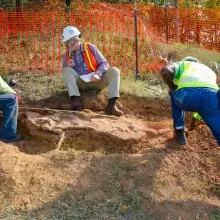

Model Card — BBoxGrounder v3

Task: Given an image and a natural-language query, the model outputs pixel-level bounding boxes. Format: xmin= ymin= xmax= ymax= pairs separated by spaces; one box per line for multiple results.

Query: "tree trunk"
xmin=65 ymin=0 xmax=71 ymax=23
xmin=65 ymin=0 xmax=71 ymax=13
xmin=16 ymin=0 xmax=21 ymax=12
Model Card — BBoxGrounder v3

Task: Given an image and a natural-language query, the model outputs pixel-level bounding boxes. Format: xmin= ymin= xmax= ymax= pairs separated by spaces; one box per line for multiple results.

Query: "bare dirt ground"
xmin=0 ymin=96 xmax=219 ymax=220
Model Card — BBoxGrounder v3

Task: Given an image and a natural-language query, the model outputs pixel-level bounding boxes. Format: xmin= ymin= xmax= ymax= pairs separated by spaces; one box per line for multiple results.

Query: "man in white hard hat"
xmin=61 ymin=26 xmax=123 ymax=117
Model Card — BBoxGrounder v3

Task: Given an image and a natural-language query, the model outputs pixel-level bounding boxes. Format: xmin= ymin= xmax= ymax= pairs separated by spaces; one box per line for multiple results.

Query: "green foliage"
xmin=1 ymin=0 xmax=220 ymax=10
xmin=205 ymin=0 xmax=220 ymax=7
xmin=209 ymin=209 xmax=220 ymax=220
xmin=0 ymin=0 xmax=45 ymax=10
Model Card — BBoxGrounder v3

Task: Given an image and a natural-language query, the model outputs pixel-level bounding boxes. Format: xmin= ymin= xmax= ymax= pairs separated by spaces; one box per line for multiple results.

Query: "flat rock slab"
xmin=25 ymin=111 xmax=172 ymax=152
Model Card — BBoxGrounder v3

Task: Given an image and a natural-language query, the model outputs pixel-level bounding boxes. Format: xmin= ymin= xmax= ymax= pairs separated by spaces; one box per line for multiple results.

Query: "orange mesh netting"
xmin=0 ymin=2 xmax=219 ymax=74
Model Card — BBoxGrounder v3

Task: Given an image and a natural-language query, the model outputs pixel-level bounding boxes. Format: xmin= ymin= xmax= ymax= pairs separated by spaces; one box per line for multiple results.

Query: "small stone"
xmin=120 ymin=205 xmax=128 ymax=213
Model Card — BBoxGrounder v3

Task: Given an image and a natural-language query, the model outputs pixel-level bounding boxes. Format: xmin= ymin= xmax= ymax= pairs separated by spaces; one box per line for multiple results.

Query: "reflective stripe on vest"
xmin=176 ymin=62 xmax=219 ymax=90
xmin=66 ymin=51 xmax=72 ymax=63
xmin=83 ymin=42 xmax=98 ymax=73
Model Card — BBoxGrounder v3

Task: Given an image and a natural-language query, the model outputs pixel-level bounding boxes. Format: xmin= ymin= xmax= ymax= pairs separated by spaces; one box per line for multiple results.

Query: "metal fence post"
xmin=134 ymin=0 xmax=140 ymax=79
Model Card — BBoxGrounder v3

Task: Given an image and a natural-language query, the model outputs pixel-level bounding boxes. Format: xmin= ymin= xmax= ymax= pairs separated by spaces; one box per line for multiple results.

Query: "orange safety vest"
xmin=83 ymin=42 xmax=98 ymax=73
xmin=66 ymin=42 xmax=99 ymax=73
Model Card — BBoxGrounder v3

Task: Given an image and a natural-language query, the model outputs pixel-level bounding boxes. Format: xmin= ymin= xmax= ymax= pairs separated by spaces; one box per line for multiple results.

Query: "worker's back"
xmin=173 ymin=61 xmax=219 ymax=90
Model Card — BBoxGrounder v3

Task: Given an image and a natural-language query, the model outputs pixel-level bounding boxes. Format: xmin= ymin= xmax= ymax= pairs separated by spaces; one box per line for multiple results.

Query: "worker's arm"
xmin=160 ymin=64 xmax=177 ymax=91
xmin=0 ymin=76 xmax=16 ymax=94
xmin=89 ymin=43 xmax=110 ymax=77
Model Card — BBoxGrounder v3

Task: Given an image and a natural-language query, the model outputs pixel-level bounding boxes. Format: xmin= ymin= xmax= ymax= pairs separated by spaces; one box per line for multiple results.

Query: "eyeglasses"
xmin=65 ymin=38 xmax=77 ymax=45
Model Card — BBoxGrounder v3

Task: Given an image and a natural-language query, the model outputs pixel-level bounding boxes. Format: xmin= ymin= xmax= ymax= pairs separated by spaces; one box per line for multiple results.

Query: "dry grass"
xmin=0 ymin=141 xmax=219 ymax=220
xmin=5 ymin=72 xmax=168 ymax=104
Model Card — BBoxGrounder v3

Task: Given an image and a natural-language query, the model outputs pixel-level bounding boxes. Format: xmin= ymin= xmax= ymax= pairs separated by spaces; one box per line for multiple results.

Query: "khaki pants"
xmin=62 ymin=67 xmax=120 ymax=99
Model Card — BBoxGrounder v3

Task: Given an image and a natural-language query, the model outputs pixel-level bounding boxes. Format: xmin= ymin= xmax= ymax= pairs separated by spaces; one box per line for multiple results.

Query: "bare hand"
xmin=91 ymin=73 xmax=101 ymax=82
xmin=67 ymin=59 xmax=75 ymax=67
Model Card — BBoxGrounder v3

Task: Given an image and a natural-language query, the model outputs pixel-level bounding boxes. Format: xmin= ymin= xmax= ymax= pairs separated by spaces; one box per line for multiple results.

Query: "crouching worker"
xmin=0 ymin=77 xmax=22 ymax=143
xmin=61 ymin=26 xmax=123 ymax=117
xmin=161 ymin=56 xmax=220 ymax=146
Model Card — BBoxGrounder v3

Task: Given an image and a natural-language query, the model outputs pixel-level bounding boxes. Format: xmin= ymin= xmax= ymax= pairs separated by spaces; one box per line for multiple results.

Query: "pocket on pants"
xmin=173 ymin=89 xmax=196 ymax=111
xmin=206 ymin=91 xmax=220 ymax=112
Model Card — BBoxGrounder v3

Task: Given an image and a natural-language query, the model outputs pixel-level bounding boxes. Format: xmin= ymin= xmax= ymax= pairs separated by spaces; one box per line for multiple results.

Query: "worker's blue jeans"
xmin=0 ymin=94 xmax=18 ymax=141
xmin=171 ymin=87 xmax=220 ymax=145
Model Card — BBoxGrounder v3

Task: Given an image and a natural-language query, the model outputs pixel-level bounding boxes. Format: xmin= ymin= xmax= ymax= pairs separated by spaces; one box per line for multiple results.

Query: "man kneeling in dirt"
xmin=161 ymin=56 xmax=220 ymax=146
xmin=0 ymin=77 xmax=22 ymax=143
xmin=61 ymin=26 xmax=123 ymax=117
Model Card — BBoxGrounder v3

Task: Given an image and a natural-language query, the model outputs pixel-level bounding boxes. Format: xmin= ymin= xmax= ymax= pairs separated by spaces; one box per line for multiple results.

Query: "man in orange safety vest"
xmin=61 ymin=26 xmax=123 ymax=117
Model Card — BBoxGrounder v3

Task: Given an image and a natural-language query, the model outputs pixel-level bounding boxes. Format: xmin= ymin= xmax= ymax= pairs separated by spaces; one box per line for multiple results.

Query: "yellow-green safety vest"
xmin=174 ymin=61 xmax=219 ymax=90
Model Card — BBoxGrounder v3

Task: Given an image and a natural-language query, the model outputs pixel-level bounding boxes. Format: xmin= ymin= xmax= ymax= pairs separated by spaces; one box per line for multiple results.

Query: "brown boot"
xmin=71 ymin=96 xmax=83 ymax=111
xmin=105 ymin=97 xmax=124 ymax=117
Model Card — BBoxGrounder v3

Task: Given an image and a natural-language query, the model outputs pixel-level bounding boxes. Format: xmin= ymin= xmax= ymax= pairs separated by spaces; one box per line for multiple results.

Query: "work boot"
xmin=71 ymin=96 xmax=83 ymax=111
xmin=105 ymin=97 xmax=124 ymax=117
xmin=174 ymin=128 xmax=187 ymax=145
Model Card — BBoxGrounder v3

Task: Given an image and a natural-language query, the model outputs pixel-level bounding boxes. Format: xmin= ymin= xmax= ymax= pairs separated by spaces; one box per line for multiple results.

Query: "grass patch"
xmin=6 ymin=72 xmax=168 ymax=105
xmin=209 ymin=209 xmax=220 ymax=220
xmin=6 ymin=73 xmax=66 ymax=103
xmin=210 ymin=183 xmax=220 ymax=198
xmin=121 ymin=74 xmax=167 ymax=100
xmin=158 ymin=42 xmax=220 ymax=69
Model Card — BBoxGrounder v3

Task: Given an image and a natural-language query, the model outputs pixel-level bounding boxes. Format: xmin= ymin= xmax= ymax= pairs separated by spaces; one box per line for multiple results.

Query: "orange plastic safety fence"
xmin=0 ymin=3 xmax=220 ymax=74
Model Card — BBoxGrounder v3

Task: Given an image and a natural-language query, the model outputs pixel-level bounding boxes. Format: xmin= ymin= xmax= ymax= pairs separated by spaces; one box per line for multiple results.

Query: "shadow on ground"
xmin=1 ymin=140 xmax=219 ymax=220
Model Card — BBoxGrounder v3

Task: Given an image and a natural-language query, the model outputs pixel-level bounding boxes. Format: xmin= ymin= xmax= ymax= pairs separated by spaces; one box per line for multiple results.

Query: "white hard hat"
xmin=62 ymin=26 xmax=81 ymax=43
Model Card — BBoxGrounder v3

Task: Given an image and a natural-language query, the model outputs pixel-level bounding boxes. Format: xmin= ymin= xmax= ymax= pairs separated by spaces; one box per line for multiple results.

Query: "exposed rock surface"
xmin=25 ymin=111 xmax=173 ymax=152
